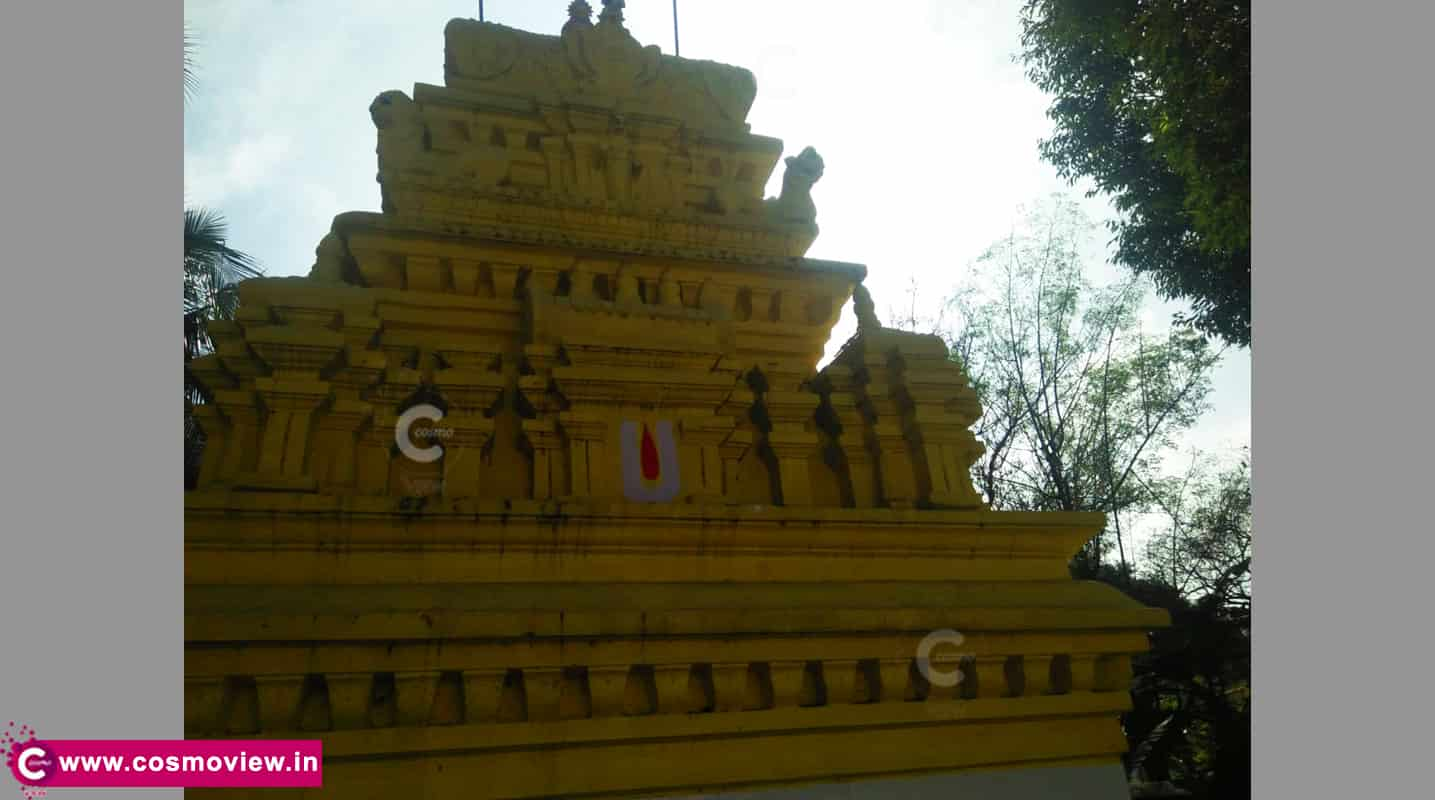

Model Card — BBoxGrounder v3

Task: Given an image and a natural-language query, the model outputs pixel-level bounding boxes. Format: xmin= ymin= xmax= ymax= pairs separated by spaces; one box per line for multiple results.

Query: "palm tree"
xmin=184 ymin=208 xmax=261 ymax=382
xmin=184 ymin=24 xmax=262 ymax=487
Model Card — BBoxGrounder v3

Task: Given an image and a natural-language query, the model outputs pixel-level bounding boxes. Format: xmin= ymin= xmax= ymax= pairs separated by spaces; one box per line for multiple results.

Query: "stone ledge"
xmin=183 ymin=489 xmax=1104 ymax=528
xmin=185 ymin=715 xmax=1126 ymax=799
xmin=229 ymin=693 xmax=1133 ymax=755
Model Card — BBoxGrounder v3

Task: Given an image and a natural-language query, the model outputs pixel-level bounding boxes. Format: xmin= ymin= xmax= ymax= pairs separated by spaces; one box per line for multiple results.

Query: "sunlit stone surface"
xmin=184 ymin=4 xmax=1165 ymax=797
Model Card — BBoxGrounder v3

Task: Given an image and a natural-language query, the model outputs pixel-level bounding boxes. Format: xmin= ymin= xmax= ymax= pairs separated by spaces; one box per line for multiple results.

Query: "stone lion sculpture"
xmin=369 ymin=89 xmax=513 ymax=211
xmin=370 ymin=90 xmax=427 ymax=173
xmin=765 ymin=146 xmax=824 ymax=223
xmin=306 ymin=231 xmax=351 ymax=285
xmin=851 ymin=284 xmax=880 ymax=331
xmin=369 ymin=90 xmax=427 ymax=212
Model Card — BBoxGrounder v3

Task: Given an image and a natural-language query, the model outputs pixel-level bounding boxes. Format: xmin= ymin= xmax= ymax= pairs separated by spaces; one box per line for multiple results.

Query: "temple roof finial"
xmin=599 ymin=0 xmax=625 ymax=25
xmin=567 ymin=1 xmax=593 ymax=23
xmin=853 ymin=284 xmax=880 ymax=331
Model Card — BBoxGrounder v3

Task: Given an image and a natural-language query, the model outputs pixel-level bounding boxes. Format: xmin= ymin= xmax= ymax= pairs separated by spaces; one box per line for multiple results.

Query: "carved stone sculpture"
xmin=370 ymin=91 xmax=426 ymax=172
xmin=370 ymin=91 xmax=427 ymax=212
xmin=766 ymin=146 xmax=824 ymax=223
xmin=306 ymin=232 xmax=350 ymax=284
xmin=563 ymin=1 xmax=594 ymax=33
xmin=852 ymin=284 xmax=880 ymax=330
xmin=369 ymin=89 xmax=513 ymax=212
xmin=598 ymin=0 xmax=625 ymax=25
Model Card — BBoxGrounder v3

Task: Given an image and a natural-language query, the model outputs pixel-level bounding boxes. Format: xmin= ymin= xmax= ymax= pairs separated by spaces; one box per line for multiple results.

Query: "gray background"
xmin=0 ymin=0 xmax=183 ymax=798
xmin=2 ymin=1 xmax=1433 ymax=798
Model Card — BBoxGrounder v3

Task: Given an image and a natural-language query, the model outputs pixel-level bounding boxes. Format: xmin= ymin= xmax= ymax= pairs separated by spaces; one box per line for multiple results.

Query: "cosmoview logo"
xmin=5 ymin=723 xmax=52 ymax=799
xmin=3 ymin=721 xmax=323 ymax=792
xmin=14 ymin=745 xmax=53 ymax=785
xmin=394 ymin=404 xmax=452 ymax=463
xmin=915 ymin=628 xmax=970 ymax=688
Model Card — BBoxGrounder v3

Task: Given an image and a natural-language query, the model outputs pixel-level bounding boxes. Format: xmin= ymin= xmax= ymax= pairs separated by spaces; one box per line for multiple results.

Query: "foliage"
xmin=899 ymin=193 xmax=1247 ymax=798
xmin=1105 ymin=455 xmax=1251 ymax=799
xmin=921 ymin=195 xmax=1224 ymax=571
xmin=1018 ymin=0 xmax=1250 ymax=347
xmin=184 ymin=26 xmax=199 ymax=104
xmin=184 ymin=208 xmax=260 ymax=373
xmin=1142 ymin=452 xmax=1252 ymax=610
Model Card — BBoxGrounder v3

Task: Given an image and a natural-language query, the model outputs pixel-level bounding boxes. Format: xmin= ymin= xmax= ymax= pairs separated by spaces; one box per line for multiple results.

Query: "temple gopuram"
xmin=184 ymin=4 xmax=1168 ymax=798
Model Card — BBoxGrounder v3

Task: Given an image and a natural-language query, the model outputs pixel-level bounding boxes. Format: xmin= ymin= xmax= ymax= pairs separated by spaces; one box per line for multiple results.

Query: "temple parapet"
xmin=445 ymin=8 xmax=757 ymax=133
xmin=190 ymin=250 xmax=987 ymax=511
xmin=359 ymin=4 xmax=826 ymax=262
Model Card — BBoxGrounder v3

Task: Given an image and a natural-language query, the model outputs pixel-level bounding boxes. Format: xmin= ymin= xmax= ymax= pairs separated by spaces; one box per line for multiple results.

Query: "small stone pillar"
xmin=762 ymin=389 xmax=821 ymax=506
xmin=210 ymin=389 xmax=262 ymax=482
xmin=678 ymin=414 xmax=733 ymax=503
xmin=434 ymin=369 xmax=505 ymax=498
xmin=837 ymin=332 xmax=924 ymax=508
xmin=189 ymin=403 xmax=230 ymax=490
xmin=558 ymin=413 xmax=613 ymax=499
xmin=311 ymin=399 xmax=372 ymax=492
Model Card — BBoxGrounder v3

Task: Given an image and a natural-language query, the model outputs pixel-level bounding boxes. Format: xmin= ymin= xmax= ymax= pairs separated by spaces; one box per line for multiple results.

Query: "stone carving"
xmin=306 ymin=232 xmax=350 ymax=284
xmin=370 ymin=91 xmax=427 ymax=175
xmin=369 ymin=90 xmax=513 ymax=212
xmin=561 ymin=2 xmax=661 ymax=96
xmin=852 ymin=284 xmax=880 ymax=330
xmin=766 ymin=147 xmax=824 ymax=223
xmin=698 ymin=64 xmax=760 ymax=129
xmin=376 ymin=23 xmax=802 ymax=250
xmin=599 ymin=0 xmax=625 ymax=25
xmin=370 ymin=91 xmax=427 ymax=213
xmin=564 ymin=1 xmax=594 ymax=32
xmin=458 ymin=139 xmax=515 ymax=193
xmin=444 ymin=19 xmax=756 ymax=130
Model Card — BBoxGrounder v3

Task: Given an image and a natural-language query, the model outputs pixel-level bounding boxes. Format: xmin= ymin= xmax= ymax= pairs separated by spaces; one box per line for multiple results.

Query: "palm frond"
xmin=213 ymin=283 xmax=243 ymax=320
xmin=183 ymin=207 xmax=261 ymax=361
xmin=185 ymin=208 xmax=262 ymax=285
xmin=184 ymin=25 xmax=200 ymax=104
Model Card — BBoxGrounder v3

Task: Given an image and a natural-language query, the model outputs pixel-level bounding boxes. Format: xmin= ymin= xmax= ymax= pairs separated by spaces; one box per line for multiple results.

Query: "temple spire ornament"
xmin=852 ymin=284 xmax=880 ymax=331
xmin=599 ymin=0 xmax=625 ymax=25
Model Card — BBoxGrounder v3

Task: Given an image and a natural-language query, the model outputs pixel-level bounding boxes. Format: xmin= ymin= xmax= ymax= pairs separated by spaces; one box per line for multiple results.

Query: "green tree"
xmin=1018 ymin=0 xmax=1250 ymax=347
xmin=917 ymin=195 xmax=1224 ymax=572
xmin=184 ymin=208 xmax=260 ymax=375
xmin=1121 ymin=454 xmax=1251 ymax=799
xmin=1142 ymin=450 xmax=1252 ymax=610
xmin=907 ymin=194 xmax=1247 ymax=798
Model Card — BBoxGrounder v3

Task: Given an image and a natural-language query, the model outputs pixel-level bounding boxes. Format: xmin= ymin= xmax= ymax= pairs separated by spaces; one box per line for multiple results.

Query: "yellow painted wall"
xmin=185 ymin=7 xmax=1164 ymax=798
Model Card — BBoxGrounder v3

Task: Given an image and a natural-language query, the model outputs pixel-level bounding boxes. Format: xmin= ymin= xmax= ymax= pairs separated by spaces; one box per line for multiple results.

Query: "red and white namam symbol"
xmin=620 ymin=420 xmax=681 ymax=503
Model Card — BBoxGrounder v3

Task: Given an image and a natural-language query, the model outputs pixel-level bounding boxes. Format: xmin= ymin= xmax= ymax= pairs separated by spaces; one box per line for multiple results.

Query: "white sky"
xmin=184 ymin=0 xmax=1250 ymax=562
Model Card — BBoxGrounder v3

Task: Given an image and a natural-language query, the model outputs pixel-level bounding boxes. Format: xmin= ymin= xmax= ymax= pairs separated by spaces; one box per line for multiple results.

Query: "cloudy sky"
xmin=185 ymin=0 xmax=1250 ymax=556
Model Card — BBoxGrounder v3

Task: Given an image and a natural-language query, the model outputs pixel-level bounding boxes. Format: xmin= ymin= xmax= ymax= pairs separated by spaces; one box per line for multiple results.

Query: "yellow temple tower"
xmin=184 ymin=4 xmax=1167 ymax=797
